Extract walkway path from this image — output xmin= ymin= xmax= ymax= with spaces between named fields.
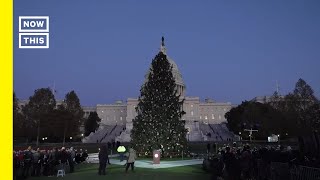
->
xmin=87 ymin=153 xmax=203 ymax=169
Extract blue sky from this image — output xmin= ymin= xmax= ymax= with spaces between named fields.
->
xmin=14 ymin=0 xmax=320 ymax=106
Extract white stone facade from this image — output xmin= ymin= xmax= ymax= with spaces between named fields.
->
xmin=84 ymin=38 xmax=234 ymax=142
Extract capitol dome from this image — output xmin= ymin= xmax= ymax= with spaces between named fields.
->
xmin=167 ymin=55 xmax=184 ymax=87
xmin=144 ymin=37 xmax=186 ymax=96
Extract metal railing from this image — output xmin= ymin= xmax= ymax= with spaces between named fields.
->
xmin=290 ymin=165 xmax=320 ymax=180
xmin=256 ymin=160 xmax=320 ymax=180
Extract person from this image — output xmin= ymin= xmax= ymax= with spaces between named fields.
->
xmin=22 ymin=146 xmax=33 ymax=178
xmin=207 ymin=143 xmax=211 ymax=154
xmin=75 ymin=150 xmax=82 ymax=164
xmin=223 ymin=146 xmax=237 ymax=180
xmin=211 ymin=155 xmax=224 ymax=180
xmin=42 ymin=150 xmax=50 ymax=176
xmin=31 ymin=148 xmax=41 ymax=176
xmin=68 ymin=147 xmax=75 ymax=173
xmin=117 ymin=145 xmax=126 ymax=161
xmin=82 ymin=150 xmax=88 ymax=162
xmin=241 ymin=145 xmax=253 ymax=180
xmin=48 ymin=148 xmax=58 ymax=176
xmin=125 ymin=148 xmax=137 ymax=172
xmin=13 ymin=151 xmax=17 ymax=180
xmin=98 ymin=145 xmax=109 ymax=175
xmin=70 ymin=147 xmax=76 ymax=161
xmin=59 ymin=147 xmax=69 ymax=172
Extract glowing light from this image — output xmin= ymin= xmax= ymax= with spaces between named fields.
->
xmin=154 ymin=153 xmax=159 ymax=158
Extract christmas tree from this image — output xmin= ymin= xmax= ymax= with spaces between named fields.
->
xmin=131 ymin=37 xmax=188 ymax=157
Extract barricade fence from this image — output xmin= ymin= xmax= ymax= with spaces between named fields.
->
xmin=256 ymin=160 xmax=320 ymax=180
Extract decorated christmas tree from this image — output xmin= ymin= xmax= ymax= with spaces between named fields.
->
xmin=131 ymin=37 xmax=188 ymax=157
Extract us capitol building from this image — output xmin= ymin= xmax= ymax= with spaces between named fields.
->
xmin=81 ymin=37 xmax=235 ymax=143
xmin=19 ymin=38 xmax=236 ymax=143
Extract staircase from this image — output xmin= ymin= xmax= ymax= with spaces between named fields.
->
xmin=101 ymin=125 xmax=126 ymax=143
xmin=82 ymin=125 xmax=112 ymax=143
xmin=100 ymin=124 xmax=117 ymax=142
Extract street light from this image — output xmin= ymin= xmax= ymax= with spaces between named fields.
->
xmin=187 ymin=131 xmax=190 ymax=141
xmin=70 ymin=137 xmax=73 ymax=140
xmin=239 ymin=132 xmax=242 ymax=142
xmin=277 ymin=134 xmax=280 ymax=143
xmin=81 ymin=134 xmax=84 ymax=137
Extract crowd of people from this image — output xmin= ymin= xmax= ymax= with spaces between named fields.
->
xmin=14 ymin=142 xmax=319 ymax=180
xmin=206 ymin=143 xmax=320 ymax=180
xmin=13 ymin=146 xmax=88 ymax=179
xmin=14 ymin=144 xmax=137 ymax=179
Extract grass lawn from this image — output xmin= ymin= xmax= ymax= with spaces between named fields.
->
xmin=110 ymin=157 xmax=194 ymax=161
xmin=28 ymin=163 xmax=211 ymax=180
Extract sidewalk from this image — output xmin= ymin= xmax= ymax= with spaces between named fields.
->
xmin=87 ymin=153 xmax=203 ymax=169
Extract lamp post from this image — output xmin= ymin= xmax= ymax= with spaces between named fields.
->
xmin=244 ymin=129 xmax=258 ymax=143
xmin=278 ymin=134 xmax=280 ymax=144
xmin=187 ymin=131 xmax=190 ymax=142
xmin=239 ymin=132 xmax=242 ymax=142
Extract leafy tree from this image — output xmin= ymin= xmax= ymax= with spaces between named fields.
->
xmin=22 ymin=88 xmax=56 ymax=145
xmin=266 ymin=78 xmax=319 ymax=137
xmin=13 ymin=92 xmax=20 ymax=134
xmin=269 ymin=91 xmax=283 ymax=110
xmin=84 ymin=112 xmax=101 ymax=136
xmin=13 ymin=92 xmax=26 ymax=139
xmin=226 ymin=101 xmax=283 ymax=139
xmin=305 ymin=102 xmax=320 ymax=133
xmin=292 ymin=79 xmax=319 ymax=134
xmin=293 ymin=78 xmax=318 ymax=104
xmin=62 ymin=90 xmax=85 ymax=144
xmin=225 ymin=101 xmax=246 ymax=134
xmin=131 ymin=48 xmax=187 ymax=156
xmin=42 ymin=104 xmax=73 ymax=143
xmin=13 ymin=92 xmax=18 ymax=113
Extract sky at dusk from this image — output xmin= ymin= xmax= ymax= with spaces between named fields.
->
xmin=14 ymin=0 xmax=320 ymax=106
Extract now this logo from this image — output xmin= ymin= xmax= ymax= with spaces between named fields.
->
xmin=19 ymin=16 xmax=49 ymax=48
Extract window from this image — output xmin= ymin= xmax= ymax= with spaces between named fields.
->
xmin=191 ymin=104 xmax=193 ymax=108
xmin=224 ymin=108 xmax=226 ymax=111
xmin=200 ymin=116 xmax=202 ymax=119
xmin=191 ymin=111 xmax=194 ymax=116
xmin=212 ymin=114 xmax=215 ymax=119
xmin=102 ymin=110 xmax=104 ymax=113
xmin=120 ymin=117 xmax=123 ymax=121
xmin=219 ymin=115 xmax=221 ymax=119
xmin=205 ymin=116 xmax=208 ymax=120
